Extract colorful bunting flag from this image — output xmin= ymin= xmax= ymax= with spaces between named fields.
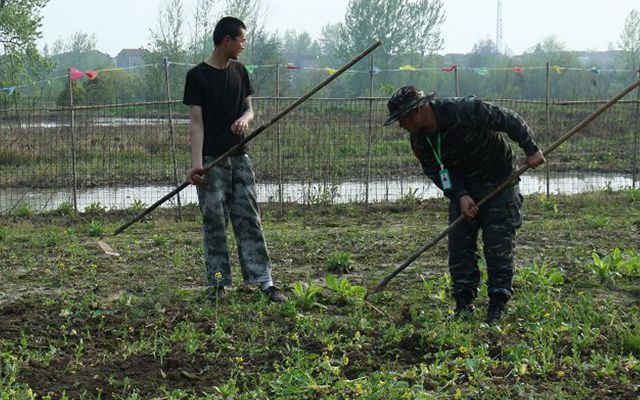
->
xmin=371 ymin=67 xmax=381 ymax=75
xmin=286 ymin=64 xmax=302 ymax=70
xmin=552 ymin=65 xmax=565 ymax=74
xmin=69 ymin=67 xmax=85 ymax=80
xmin=324 ymin=67 xmax=337 ymax=75
xmin=590 ymin=67 xmax=599 ymax=74
xmin=441 ymin=65 xmax=456 ymax=72
xmin=85 ymin=71 xmax=98 ymax=80
xmin=245 ymin=65 xmax=255 ymax=74
xmin=0 ymin=87 xmax=16 ymax=95
xmin=399 ymin=65 xmax=417 ymax=71
xmin=511 ymin=67 xmax=525 ymax=73
xmin=474 ymin=68 xmax=489 ymax=76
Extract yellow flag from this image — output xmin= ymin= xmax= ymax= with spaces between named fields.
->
xmin=325 ymin=67 xmax=337 ymax=75
xmin=399 ymin=65 xmax=417 ymax=71
xmin=552 ymin=65 xmax=565 ymax=74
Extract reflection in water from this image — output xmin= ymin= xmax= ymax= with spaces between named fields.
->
xmin=0 ymin=172 xmax=635 ymax=213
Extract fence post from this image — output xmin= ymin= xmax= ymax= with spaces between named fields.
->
xmin=545 ymin=61 xmax=551 ymax=197
xmin=68 ymin=69 xmax=78 ymax=212
xmin=365 ymin=55 xmax=374 ymax=207
xmin=454 ymin=65 xmax=460 ymax=96
xmin=163 ymin=57 xmax=182 ymax=218
xmin=276 ymin=64 xmax=284 ymax=214
xmin=633 ymin=64 xmax=640 ymax=189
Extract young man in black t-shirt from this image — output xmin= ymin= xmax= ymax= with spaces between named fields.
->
xmin=183 ymin=16 xmax=286 ymax=303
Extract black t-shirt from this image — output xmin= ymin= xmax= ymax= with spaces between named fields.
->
xmin=182 ymin=61 xmax=254 ymax=158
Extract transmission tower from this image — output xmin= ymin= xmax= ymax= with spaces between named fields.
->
xmin=496 ymin=0 xmax=503 ymax=53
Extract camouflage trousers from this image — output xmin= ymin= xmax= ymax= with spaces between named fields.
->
xmin=196 ymin=154 xmax=273 ymax=288
xmin=447 ymin=185 xmax=523 ymax=299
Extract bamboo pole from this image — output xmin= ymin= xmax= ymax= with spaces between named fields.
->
xmin=163 ymin=57 xmax=182 ymax=218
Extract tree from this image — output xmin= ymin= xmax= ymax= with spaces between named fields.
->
xmin=188 ymin=0 xmax=218 ymax=63
xmin=619 ymin=9 xmax=640 ymax=70
xmin=335 ymin=0 xmax=445 ymax=63
xmin=0 ymin=0 xmax=51 ymax=107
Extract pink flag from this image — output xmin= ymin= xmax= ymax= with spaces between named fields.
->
xmin=85 ymin=71 xmax=98 ymax=80
xmin=511 ymin=67 xmax=525 ymax=73
xmin=441 ymin=65 xmax=456 ymax=72
xmin=69 ymin=67 xmax=84 ymax=80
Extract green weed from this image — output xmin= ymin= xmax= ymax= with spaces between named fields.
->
xmin=87 ymin=220 xmax=104 ymax=237
xmin=292 ymin=281 xmax=326 ymax=310
xmin=325 ymin=251 xmax=353 ymax=274
xmin=326 ymin=274 xmax=366 ymax=305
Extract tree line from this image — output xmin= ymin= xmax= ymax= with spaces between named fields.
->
xmin=1 ymin=0 xmax=639 ymax=109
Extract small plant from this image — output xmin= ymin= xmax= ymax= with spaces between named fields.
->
xmin=0 ymin=227 xmax=9 ymax=241
xmin=518 ymin=260 xmax=564 ymax=287
xmin=308 ymin=184 xmax=340 ymax=206
xmin=52 ymin=202 xmax=74 ymax=216
xmin=326 ymin=274 xmax=366 ymax=305
xmin=152 ymin=234 xmax=168 ymax=247
xmin=623 ymin=332 xmax=640 ymax=356
xmin=398 ymin=187 xmax=421 ymax=205
xmin=14 ymin=204 xmax=33 ymax=217
xmin=325 ymin=251 xmax=353 ymax=274
xmin=538 ymin=194 xmax=560 ymax=217
xmin=84 ymin=202 xmax=107 ymax=214
xmin=129 ymin=199 xmax=147 ymax=213
xmin=44 ymin=231 xmax=62 ymax=247
xmin=588 ymin=251 xmax=621 ymax=283
xmin=87 ymin=220 xmax=104 ymax=237
xmin=292 ymin=281 xmax=326 ymax=310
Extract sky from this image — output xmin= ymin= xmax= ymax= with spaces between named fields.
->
xmin=37 ymin=0 xmax=638 ymax=58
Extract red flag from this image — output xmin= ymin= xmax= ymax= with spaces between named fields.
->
xmin=85 ymin=71 xmax=99 ymax=80
xmin=69 ymin=67 xmax=84 ymax=80
xmin=286 ymin=64 xmax=302 ymax=70
xmin=511 ymin=67 xmax=525 ymax=73
xmin=441 ymin=65 xmax=456 ymax=72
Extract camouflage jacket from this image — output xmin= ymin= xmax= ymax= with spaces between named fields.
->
xmin=410 ymin=96 xmax=539 ymax=201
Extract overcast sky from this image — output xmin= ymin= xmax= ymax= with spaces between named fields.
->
xmin=38 ymin=0 xmax=638 ymax=58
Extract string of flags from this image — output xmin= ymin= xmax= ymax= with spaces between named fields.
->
xmin=0 ymin=62 xmax=634 ymax=96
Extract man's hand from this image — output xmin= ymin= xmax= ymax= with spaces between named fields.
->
xmin=231 ymin=115 xmax=251 ymax=135
xmin=527 ymin=150 xmax=545 ymax=169
xmin=188 ymin=165 xmax=205 ymax=185
xmin=459 ymin=195 xmax=478 ymax=220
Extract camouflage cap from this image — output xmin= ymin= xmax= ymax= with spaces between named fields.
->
xmin=384 ymin=86 xmax=435 ymax=126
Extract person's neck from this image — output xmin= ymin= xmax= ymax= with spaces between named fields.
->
xmin=423 ymin=105 xmax=438 ymax=133
xmin=205 ymin=49 xmax=231 ymax=69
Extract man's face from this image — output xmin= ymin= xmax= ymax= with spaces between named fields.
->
xmin=398 ymin=108 xmax=419 ymax=133
xmin=226 ymin=29 xmax=247 ymax=60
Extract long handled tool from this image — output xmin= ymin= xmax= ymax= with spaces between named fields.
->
xmin=368 ymin=78 xmax=640 ymax=296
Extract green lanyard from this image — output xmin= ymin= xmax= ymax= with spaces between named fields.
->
xmin=425 ymin=132 xmax=452 ymax=191
xmin=425 ymin=132 xmax=444 ymax=169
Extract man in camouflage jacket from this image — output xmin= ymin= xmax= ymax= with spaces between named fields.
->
xmin=384 ymin=86 xmax=545 ymax=325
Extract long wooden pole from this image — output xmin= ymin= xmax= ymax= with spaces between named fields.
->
xmin=112 ymin=40 xmax=383 ymax=236
xmin=368 ymin=78 xmax=640 ymax=296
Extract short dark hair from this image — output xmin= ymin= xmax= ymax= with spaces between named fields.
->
xmin=213 ymin=17 xmax=246 ymax=46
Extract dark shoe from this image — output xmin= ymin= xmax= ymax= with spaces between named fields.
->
xmin=262 ymin=286 xmax=287 ymax=303
xmin=485 ymin=293 xmax=509 ymax=326
xmin=453 ymin=291 xmax=475 ymax=319
xmin=207 ymin=286 xmax=226 ymax=303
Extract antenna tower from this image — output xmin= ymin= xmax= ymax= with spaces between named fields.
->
xmin=496 ymin=0 xmax=503 ymax=53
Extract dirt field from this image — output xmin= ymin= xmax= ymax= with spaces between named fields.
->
xmin=1 ymin=189 xmax=639 ymax=399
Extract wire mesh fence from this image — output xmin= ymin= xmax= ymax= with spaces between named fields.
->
xmin=1 ymin=60 xmax=639 ymax=214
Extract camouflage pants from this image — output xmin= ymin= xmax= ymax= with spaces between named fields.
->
xmin=448 ymin=185 xmax=523 ymax=299
xmin=196 ymin=154 xmax=272 ymax=288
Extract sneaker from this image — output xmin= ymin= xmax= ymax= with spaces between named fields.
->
xmin=206 ymin=286 xmax=226 ymax=303
xmin=453 ymin=291 xmax=475 ymax=319
xmin=261 ymin=286 xmax=287 ymax=303
xmin=485 ymin=293 xmax=509 ymax=326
